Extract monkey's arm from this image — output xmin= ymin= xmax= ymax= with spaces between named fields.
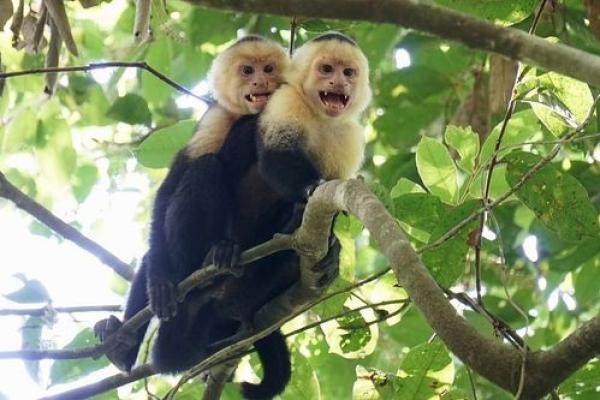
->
xmin=146 ymin=152 xmax=190 ymax=320
xmin=256 ymin=128 xmax=321 ymax=202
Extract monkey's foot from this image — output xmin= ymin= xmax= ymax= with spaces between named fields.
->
xmin=149 ymin=278 xmax=178 ymax=320
xmin=212 ymin=239 xmax=243 ymax=277
xmin=307 ymin=235 xmax=341 ymax=290
xmin=93 ymin=316 xmax=137 ymax=372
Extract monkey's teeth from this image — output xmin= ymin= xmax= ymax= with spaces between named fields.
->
xmin=324 ymin=91 xmax=328 ymax=96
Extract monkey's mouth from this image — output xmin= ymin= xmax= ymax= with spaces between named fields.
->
xmin=319 ymin=91 xmax=349 ymax=115
xmin=245 ymin=93 xmax=272 ymax=108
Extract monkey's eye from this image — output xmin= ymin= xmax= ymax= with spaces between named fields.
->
xmin=343 ymin=68 xmax=355 ymax=77
xmin=264 ymin=64 xmax=274 ymax=73
xmin=241 ymin=65 xmax=255 ymax=75
xmin=320 ymin=64 xmax=334 ymax=74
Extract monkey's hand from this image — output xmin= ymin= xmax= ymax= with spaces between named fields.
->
xmin=212 ymin=239 xmax=243 ymax=277
xmin=310 ymin=235 xmax=341 ymax=290
xmin=93 ymin=315 xmax=137 ymax=372
xmin=148 ymin=277 xmax=178 ymax=320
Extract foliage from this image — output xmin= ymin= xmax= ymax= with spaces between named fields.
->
xmin=1 ymin=0 xmax=600 ymax=399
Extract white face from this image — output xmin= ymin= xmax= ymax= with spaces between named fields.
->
xmin=304 ymin=57 xmax=359 ymax=117
xmin=237 ymin=60 xmax=281 ymax=113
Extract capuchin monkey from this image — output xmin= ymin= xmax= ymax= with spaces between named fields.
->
xmin=94 ymin=35 xmax=289 ymax=372
xmin=165 ymin=32 xmax=370 ymax=399
xmin=96 ymin=31 xmax=370 ymax=400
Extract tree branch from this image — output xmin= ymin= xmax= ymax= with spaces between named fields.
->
xmin=0 ymin=171 xmax=134 ymax=281
xmin=0 ymin=62 xmax=212 ymax=103
xmin=0 ymin=304 xmax=121 ymax=316
xmin=27 ymin=181 xmax=600 ymax=399
xmin=184 ymin=0 xmax=600 ymax=87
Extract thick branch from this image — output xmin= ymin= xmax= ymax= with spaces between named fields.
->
xmin=0 ymin=171 xmax=134 ymax=281
xmin=185 ymin=0 xmax=600 ymax=87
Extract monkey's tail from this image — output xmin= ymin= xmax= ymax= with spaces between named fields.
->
xmin=241 ymin=330 xmax=291 ymax=400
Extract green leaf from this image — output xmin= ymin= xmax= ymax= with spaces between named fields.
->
xmin=505 ymin=151 xmax=599 ymax=242
xmin=390 ymin=178 xmax=425 ymax=198
xmin=23 ymin=316 xmax=43 ymax=383
xmin=370 ymin=181 xmax=395 ymax=215
xmin=479 ymin=109 xmax=542 ymax=167
xmin=422 ymin=200 xmax=481 ymax=286
xmin=394 ymin=193 xmax=448 ymax=243
xmin=561 ymin=359 xmax=600 ymax=398
xmin=337 ymin=231 xmax=356 ymax=282
xmin=2 ymin=108 xmax=37 ymax=152
xmin=574 ymin=257 xmax=600 ymax=307
xmin=334 ymin=213 xmax=363 ymax=238
xmin=50 ymin=328 xmax=109 ymax=385
xmin=106 ymin=94 xmax=152 ymax=125
xmin=71 ymin=164 xmax=99 ymax=202
xmin=402 ymin=339 xmax=451 ymax=374
xmin=4 ymin=278 xmax=50 ymax=303
xmin=528 ymin=72 xmax=594 ymax=137
xmin=416 ymin=137 xmax=458 ymax=204
xmin=445 ymin=125 xmax=479 ymax=173
xmin=284 ymin=352 xmax=321 ymax=400
xmin=338 ymin=310 xmax=372 ymax=353
xmin=136 ymin=120 xmax=196 ymax=168
xmin=142 ymin=38 xmax=174 ymax=105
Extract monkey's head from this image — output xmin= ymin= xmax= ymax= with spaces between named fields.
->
xmin=209 ymin=35 xmax=290 ymax=115
xmin=289 ymin=32 xmax=371 ymax=119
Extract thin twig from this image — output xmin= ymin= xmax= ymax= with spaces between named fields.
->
xmin=286 ymin=299 xmax=409 ymax=337
xmin=289 ymin=16 xmax=299 ymax=57
xmin=466 ymin=366 xmax=479 ymax=400
xmin=0 ymin=171 xmax=134 ymax=281
xmin=0 ymin=62 xmax=212 ymax=103
xmin=0 ymin=305 xmax=122 ymax=316
xmin=476 ymin=0 xmax=550 ymax=306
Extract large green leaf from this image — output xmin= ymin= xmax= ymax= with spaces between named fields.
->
xmin=422 ymin=200 xmax=481 ymax=286
xmin=561 ymin=359 xmax=600 ymax=399
xmin=142 ymin=38 xmax=174 ymax=105
xmin=106 ymin=93 xmax=152 ymax=125
xmin=415 ymin=137 xmax=458 ymax=204
xmin=506 ymin=151 xmax=599 ymax=243
xmin=479 ymin=109 xmax=542 ymax=167
xmin=527 ymin=72 xmax=594 ymax=137
xmin=136 ymin=119 xmax=196 ymax=168
xmin=394 ymin=193 xmax=448 ymax=243
xmin=284 ymin=352 xmax=321 ymax=400
xmin=50 ymin=328 xmax=109 ymax=385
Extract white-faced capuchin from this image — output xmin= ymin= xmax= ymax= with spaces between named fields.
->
xmin=96 ymin=32 xmax=370 ymax=400
xmin=173 ymin=32 xmax=372 ymax=399
xmin=94 ymin=35 xmax=289 ymax=372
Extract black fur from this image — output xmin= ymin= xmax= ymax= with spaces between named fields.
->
xmin=312 ymin=31 xmax=357 ymax=46
xmin=242 ymin=330 xmax=291 ymax=400
xmin=96 ymin=113 xmax=339 ymax=398
xmin=232 ymin=35 xmax=266 ymax=46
